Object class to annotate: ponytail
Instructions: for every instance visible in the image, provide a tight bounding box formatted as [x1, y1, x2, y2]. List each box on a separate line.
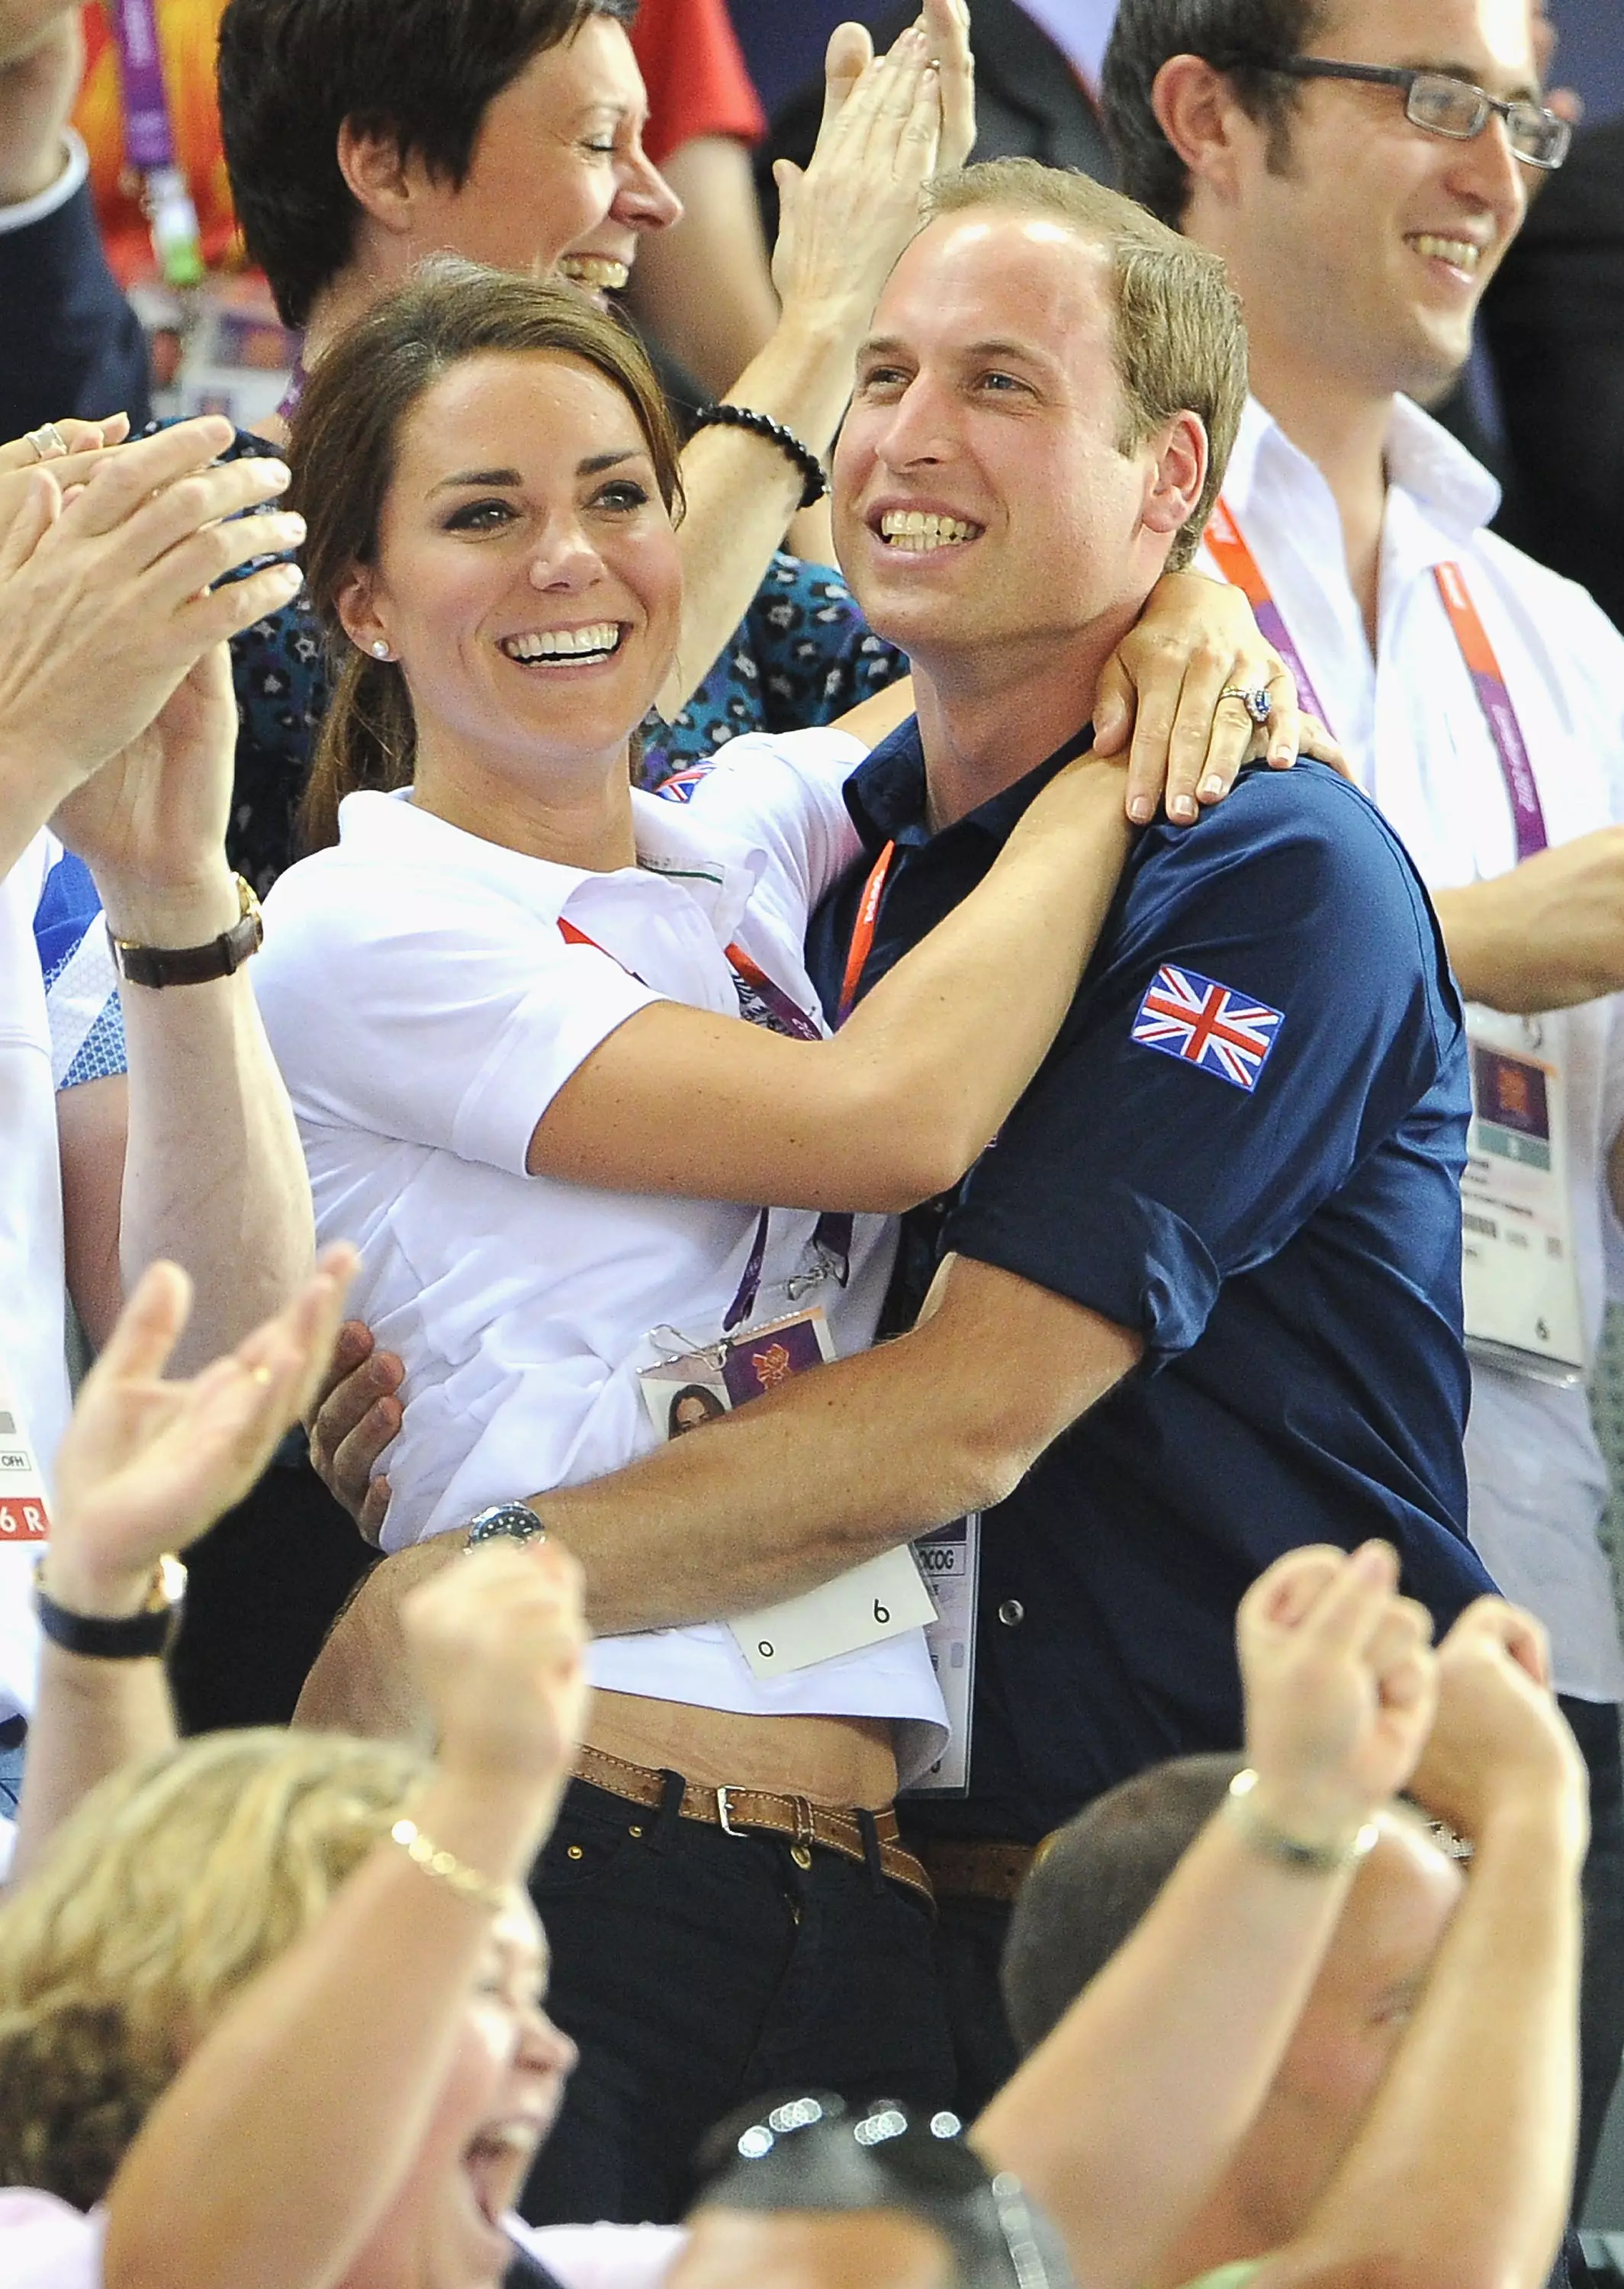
[299, 646, 417, 855]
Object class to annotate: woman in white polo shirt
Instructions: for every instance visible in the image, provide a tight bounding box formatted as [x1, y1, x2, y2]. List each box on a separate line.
[256, 262, 1285, 2225]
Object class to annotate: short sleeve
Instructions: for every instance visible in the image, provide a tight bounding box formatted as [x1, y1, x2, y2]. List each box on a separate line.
[945, 771, 1458, 1363]
[254, 861, 662, 1175]
[674, 728, 867, 918]
[34, 848, 126, 1090]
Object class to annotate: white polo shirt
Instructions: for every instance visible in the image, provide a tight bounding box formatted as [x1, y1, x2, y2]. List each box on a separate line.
[1199, 394, 1624, 1702]
[256, 729, 947, 1776]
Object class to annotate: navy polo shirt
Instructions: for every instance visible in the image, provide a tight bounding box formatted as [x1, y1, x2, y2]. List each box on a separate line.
[806, 720, 1494, 1843]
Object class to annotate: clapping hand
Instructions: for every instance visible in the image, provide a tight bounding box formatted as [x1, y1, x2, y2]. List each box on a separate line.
[46, 1246, 356, 1621]
[770, 0, 974, 339]
[1236, 1541, 1438, 1849]
[0, 416, 304, 853]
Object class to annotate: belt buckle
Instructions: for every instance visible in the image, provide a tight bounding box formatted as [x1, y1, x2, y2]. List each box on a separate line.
[716, 1785, 745, 1837]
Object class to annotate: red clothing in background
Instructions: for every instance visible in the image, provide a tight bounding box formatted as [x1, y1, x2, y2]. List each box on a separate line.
[629, 0, 766, 167]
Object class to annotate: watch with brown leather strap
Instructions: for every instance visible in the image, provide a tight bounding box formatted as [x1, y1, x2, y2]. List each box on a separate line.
[107, 874, 263, 988]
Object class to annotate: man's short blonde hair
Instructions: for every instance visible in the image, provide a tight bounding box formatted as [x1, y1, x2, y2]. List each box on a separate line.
[925, 159, 1248, 570]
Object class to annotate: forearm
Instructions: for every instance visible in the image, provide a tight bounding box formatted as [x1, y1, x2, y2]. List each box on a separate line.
[0, 747, 71, 876]
[9, 1648, 175, 1885]
[627, 137, 780, 400]
[542, 1275, 1132, 1635]
[109, 874, 313, 1368]
[975, 1812, 1358, 2289]
[1277, 1799, 1581, 2289]
[103, 1763, 547, 2289]
[1434, 862, 1624, 1013]
[663, 305, 866, 720]
[828, 761, 1132, 1196]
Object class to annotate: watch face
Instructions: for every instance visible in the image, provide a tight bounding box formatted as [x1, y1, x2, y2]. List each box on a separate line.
[465, 1504, 542, 1547]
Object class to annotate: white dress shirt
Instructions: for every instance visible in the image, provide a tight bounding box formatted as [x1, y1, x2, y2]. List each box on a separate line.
[1199, 394, 1624, 1701]
[256, 729, 947, 1776]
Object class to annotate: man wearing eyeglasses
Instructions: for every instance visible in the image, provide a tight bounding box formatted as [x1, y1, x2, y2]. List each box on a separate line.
[1101, 0, 1624, 2207]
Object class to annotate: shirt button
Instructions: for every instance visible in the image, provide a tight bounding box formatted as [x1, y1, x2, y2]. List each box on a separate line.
[997, 1599, 1024, 1628]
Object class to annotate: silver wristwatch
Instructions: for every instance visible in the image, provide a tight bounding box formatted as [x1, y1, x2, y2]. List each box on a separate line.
[463, 1502, 547, 1553]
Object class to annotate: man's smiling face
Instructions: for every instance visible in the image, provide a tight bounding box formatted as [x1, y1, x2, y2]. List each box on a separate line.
[1211, 0, 1537, 401]
[833, 210, 1179, 688]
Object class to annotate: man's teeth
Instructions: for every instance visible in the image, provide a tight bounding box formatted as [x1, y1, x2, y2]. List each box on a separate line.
[560, 255, 629, 293]
[1410, 233, 1481, 272]
[501, 623, 621, 662]
[878, 510, 978, 550]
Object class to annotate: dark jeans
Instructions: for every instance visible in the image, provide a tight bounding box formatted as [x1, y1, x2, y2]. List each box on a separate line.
[1562, 1696, 1624, 2212]
[928, 1701, 1624, 2207]
[519, 1776, 957, 2226]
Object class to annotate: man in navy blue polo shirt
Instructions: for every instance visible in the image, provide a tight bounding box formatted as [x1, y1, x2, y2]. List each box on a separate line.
[302, 156, 1496, 2115]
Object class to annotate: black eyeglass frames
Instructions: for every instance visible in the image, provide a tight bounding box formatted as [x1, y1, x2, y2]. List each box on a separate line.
[1267, 56, 1571, 169]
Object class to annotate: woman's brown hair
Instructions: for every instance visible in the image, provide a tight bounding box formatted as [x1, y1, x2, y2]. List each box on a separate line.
[290, 256, 684, 853]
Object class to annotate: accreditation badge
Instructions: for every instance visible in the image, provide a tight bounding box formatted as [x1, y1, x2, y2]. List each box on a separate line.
[1460, 1007, 1586, 1386]
[902, 1515, 981, 1798]
[638, 1305, 935, 1678]
[0, 1355, 52, 1544]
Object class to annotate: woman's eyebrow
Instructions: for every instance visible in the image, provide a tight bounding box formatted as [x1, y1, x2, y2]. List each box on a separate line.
[432, 466, 523, 493]
[580, 450, 643, 475]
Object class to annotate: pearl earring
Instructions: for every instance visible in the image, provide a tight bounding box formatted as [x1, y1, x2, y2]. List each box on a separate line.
[370, 642, 391, 659]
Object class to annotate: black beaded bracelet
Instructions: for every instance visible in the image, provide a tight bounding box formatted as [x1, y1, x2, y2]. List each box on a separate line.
[690, 403, 828, 508]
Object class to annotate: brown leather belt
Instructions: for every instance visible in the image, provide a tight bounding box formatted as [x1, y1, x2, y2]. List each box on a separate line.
[574, 1743, 934, 1906]
[914, 1837, 1041, 1904]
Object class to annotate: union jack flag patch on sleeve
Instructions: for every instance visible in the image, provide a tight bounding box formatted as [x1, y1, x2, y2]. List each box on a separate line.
[1130, 964, 1284, 1092]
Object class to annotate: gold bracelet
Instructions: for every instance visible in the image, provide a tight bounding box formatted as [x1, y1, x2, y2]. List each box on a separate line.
[1225, 1769, 1380, 1874]
[389, 1817, 510, 1914]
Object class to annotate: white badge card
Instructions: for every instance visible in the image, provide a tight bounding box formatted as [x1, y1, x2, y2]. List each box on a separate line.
[0, 1357, 50, 1545]
[733, 1543, 937, 1679]
[1460, 1007, 1586, 1386]
[902, 1515, 980, 1796]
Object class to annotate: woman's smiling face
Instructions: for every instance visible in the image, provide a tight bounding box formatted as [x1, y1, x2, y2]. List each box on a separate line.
[339, 347, 683, 799]
[400, 14, 682, 302]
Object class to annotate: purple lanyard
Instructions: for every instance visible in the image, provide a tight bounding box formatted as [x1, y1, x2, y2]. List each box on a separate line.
[1208, 498, 1548, 860]
[109, 0, 204, 285]
[722, 945, 853, 1331]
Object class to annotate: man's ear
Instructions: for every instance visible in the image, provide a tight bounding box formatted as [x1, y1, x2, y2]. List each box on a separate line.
[1143, 410, 1208, 543]
[1152, 53, 1251, 206]
[336, 117, 420, 239]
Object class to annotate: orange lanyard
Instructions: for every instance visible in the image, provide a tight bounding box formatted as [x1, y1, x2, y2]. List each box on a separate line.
[837, 842, 897, 1026]
[1206, 499, 1546, 861]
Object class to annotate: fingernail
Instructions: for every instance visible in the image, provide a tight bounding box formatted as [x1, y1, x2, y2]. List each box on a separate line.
[1198, 774, 1224, 800]
[1170, 794, 1196, 823]
[282, 513, 306, 541]
[265, 460, 291, 486]
[1127, 795, 1153, 825]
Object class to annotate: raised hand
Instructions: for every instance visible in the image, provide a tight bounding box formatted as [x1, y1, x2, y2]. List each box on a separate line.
[770, 23, 949, 340]
[0, 416, 304, 831]
[46, 1245, 356, 1620]
[403, 1540, 589, 1837]
[1410, 1597, 1587, 1853]
[1236, 1540, 1438, 1847]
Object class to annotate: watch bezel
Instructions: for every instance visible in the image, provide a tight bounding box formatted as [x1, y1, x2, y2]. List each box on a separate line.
[463, 1502, 545, 1550]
